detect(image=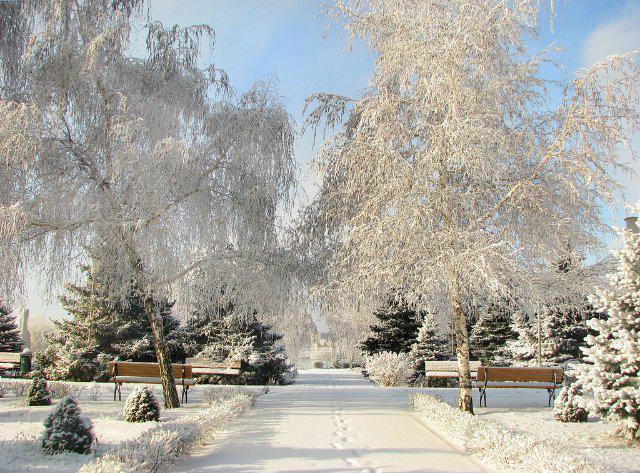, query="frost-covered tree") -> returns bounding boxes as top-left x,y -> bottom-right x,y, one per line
42,396 -> 94,454
469,299 -> 516,365
578,213 -> 640,440
553,385 -> 588,423
410,313 -> 449,374
0,1 -> 295,407
508,311 -> 538,365
0,304 -> 21,352
359,296 -> 421,356
301,0 -> 640,412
